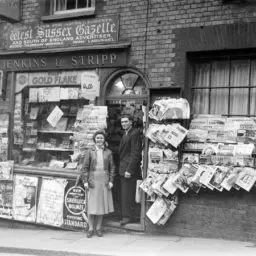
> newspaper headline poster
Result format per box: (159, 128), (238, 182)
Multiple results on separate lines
(0, 180), (13, 219)
(63, 180), (88, 230)
(13, 175), (38, 222)
(36, 178), (67, 227)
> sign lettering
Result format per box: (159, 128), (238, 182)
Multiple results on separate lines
(7, 16), (119, 50)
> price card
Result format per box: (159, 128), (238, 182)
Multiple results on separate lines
(47, 106), (64, 127)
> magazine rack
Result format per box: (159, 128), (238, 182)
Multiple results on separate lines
(142, 87), (190, 225)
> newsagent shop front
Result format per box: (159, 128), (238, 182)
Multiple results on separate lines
(0, 45), (153, 231)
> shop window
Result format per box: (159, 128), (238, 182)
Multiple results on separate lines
(191, 57), (256, 117)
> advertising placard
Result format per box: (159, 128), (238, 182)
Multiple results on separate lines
(63, 180), (88, 230)
(81, 71), (100, 100)
(13, 175), (38, 222)
(36, 178), (67, 227)
(0, 180), (13, 219)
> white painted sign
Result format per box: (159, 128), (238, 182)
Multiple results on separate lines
(81, 71), (100, 100)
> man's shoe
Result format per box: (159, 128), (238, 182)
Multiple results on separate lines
(87, 230), (94, 238)
(120, 218), (131, 226)
(95, 230), (103, 237)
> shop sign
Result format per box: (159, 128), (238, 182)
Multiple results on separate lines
(63, 180), (87, 230)
(15, 71), (97, 93)
(0, 70), (3, 97)
(0, 0), (20, 22)
(0, 180), (13, 219)
(6, 15), (119, 50)
(0, 52), (126, 71)
(81, 71), (100, 100)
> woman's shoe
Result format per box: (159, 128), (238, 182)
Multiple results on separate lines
(87, 230), (94, 238)
(95, 230), (103, 237)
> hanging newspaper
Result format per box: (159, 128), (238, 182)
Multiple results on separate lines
(13, 175), (38, 222)
(0, 180), (13, 219)
(37, 178), (67, 227)
(63, 180), (88, 230)
(0, 161), (14, 180)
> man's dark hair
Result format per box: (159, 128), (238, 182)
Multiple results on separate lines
(120, 114), (134, 122)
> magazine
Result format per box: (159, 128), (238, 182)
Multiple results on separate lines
(181, 153), (199, 164)
(157, 199), (177, 225)
(220, 167), (242, 191)
(172, 164), (198, 193)
(146, 197), (168, 224)
(208, 166), (228, 191)
(235, 167), (256, 192)
(199, 165), (216, 190)
(162, 173), (178, 194)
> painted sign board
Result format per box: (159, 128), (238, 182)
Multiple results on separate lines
(7, 15), (119, 50)
(0, 51), (127, 71)
(0, 0), (20, 22)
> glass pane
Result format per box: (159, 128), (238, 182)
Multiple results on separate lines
(230, 59), (250, 87)
(133, 77), (147, 96)
(121, 73), (138, 89)
(194, 63), (210, 88)
(106, 73), (147, 97)
(250, 88), (256, 116)
(78, 0), (89, 8)
(250, 60), (256, 87)
(67, 0), (76, 10)
(192, 89), (209, 114)
(107, 78), (125, 96)
(210, 89), (228, 115)
(211, 60), (229, 87)
(230, 88), (249, 115)
(56, 0), (66, 11)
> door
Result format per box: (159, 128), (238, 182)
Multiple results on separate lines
(103, 71), (148, 224)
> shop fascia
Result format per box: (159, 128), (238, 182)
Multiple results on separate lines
(0, 53), (118, 70)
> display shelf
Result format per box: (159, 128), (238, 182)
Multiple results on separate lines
(38, 130), (74, 134)
(37, 147), (73, 152)
(22, 148), (36, 152)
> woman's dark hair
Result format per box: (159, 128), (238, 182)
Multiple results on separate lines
(93, 130), (107, 143)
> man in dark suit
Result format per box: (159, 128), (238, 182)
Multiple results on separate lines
(119, 114), (142, 226)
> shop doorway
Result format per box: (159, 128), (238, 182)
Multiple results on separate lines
(102, 70), (148, 228)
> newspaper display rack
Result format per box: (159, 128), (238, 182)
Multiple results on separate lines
(140, 87), (190, 225)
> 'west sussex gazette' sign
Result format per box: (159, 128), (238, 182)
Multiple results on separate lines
(7, 15), (119, 50)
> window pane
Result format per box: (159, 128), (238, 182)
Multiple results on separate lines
(192, 89), (209, 114)
(107, 78), (125, 96)
(210, 89), (228, 115)
(230, 88), (249, 115)
(56, 0), (66, 11)
(230, 59), (249, 87)
(67, 0), (76, 10)
(211, 60), (229, 87)
(250, 88), (256, 116)
(78, 0), (89, 8)
(250, 60), (256, 87)
(194, 63), (210, 88)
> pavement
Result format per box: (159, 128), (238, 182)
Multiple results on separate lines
(0, 226), (255, 256)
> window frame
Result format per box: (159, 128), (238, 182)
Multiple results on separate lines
(188, 51), (256, 117)
(41, 0), (96, 22)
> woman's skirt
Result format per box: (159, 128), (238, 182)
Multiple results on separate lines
(87, 169), (114, 215)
